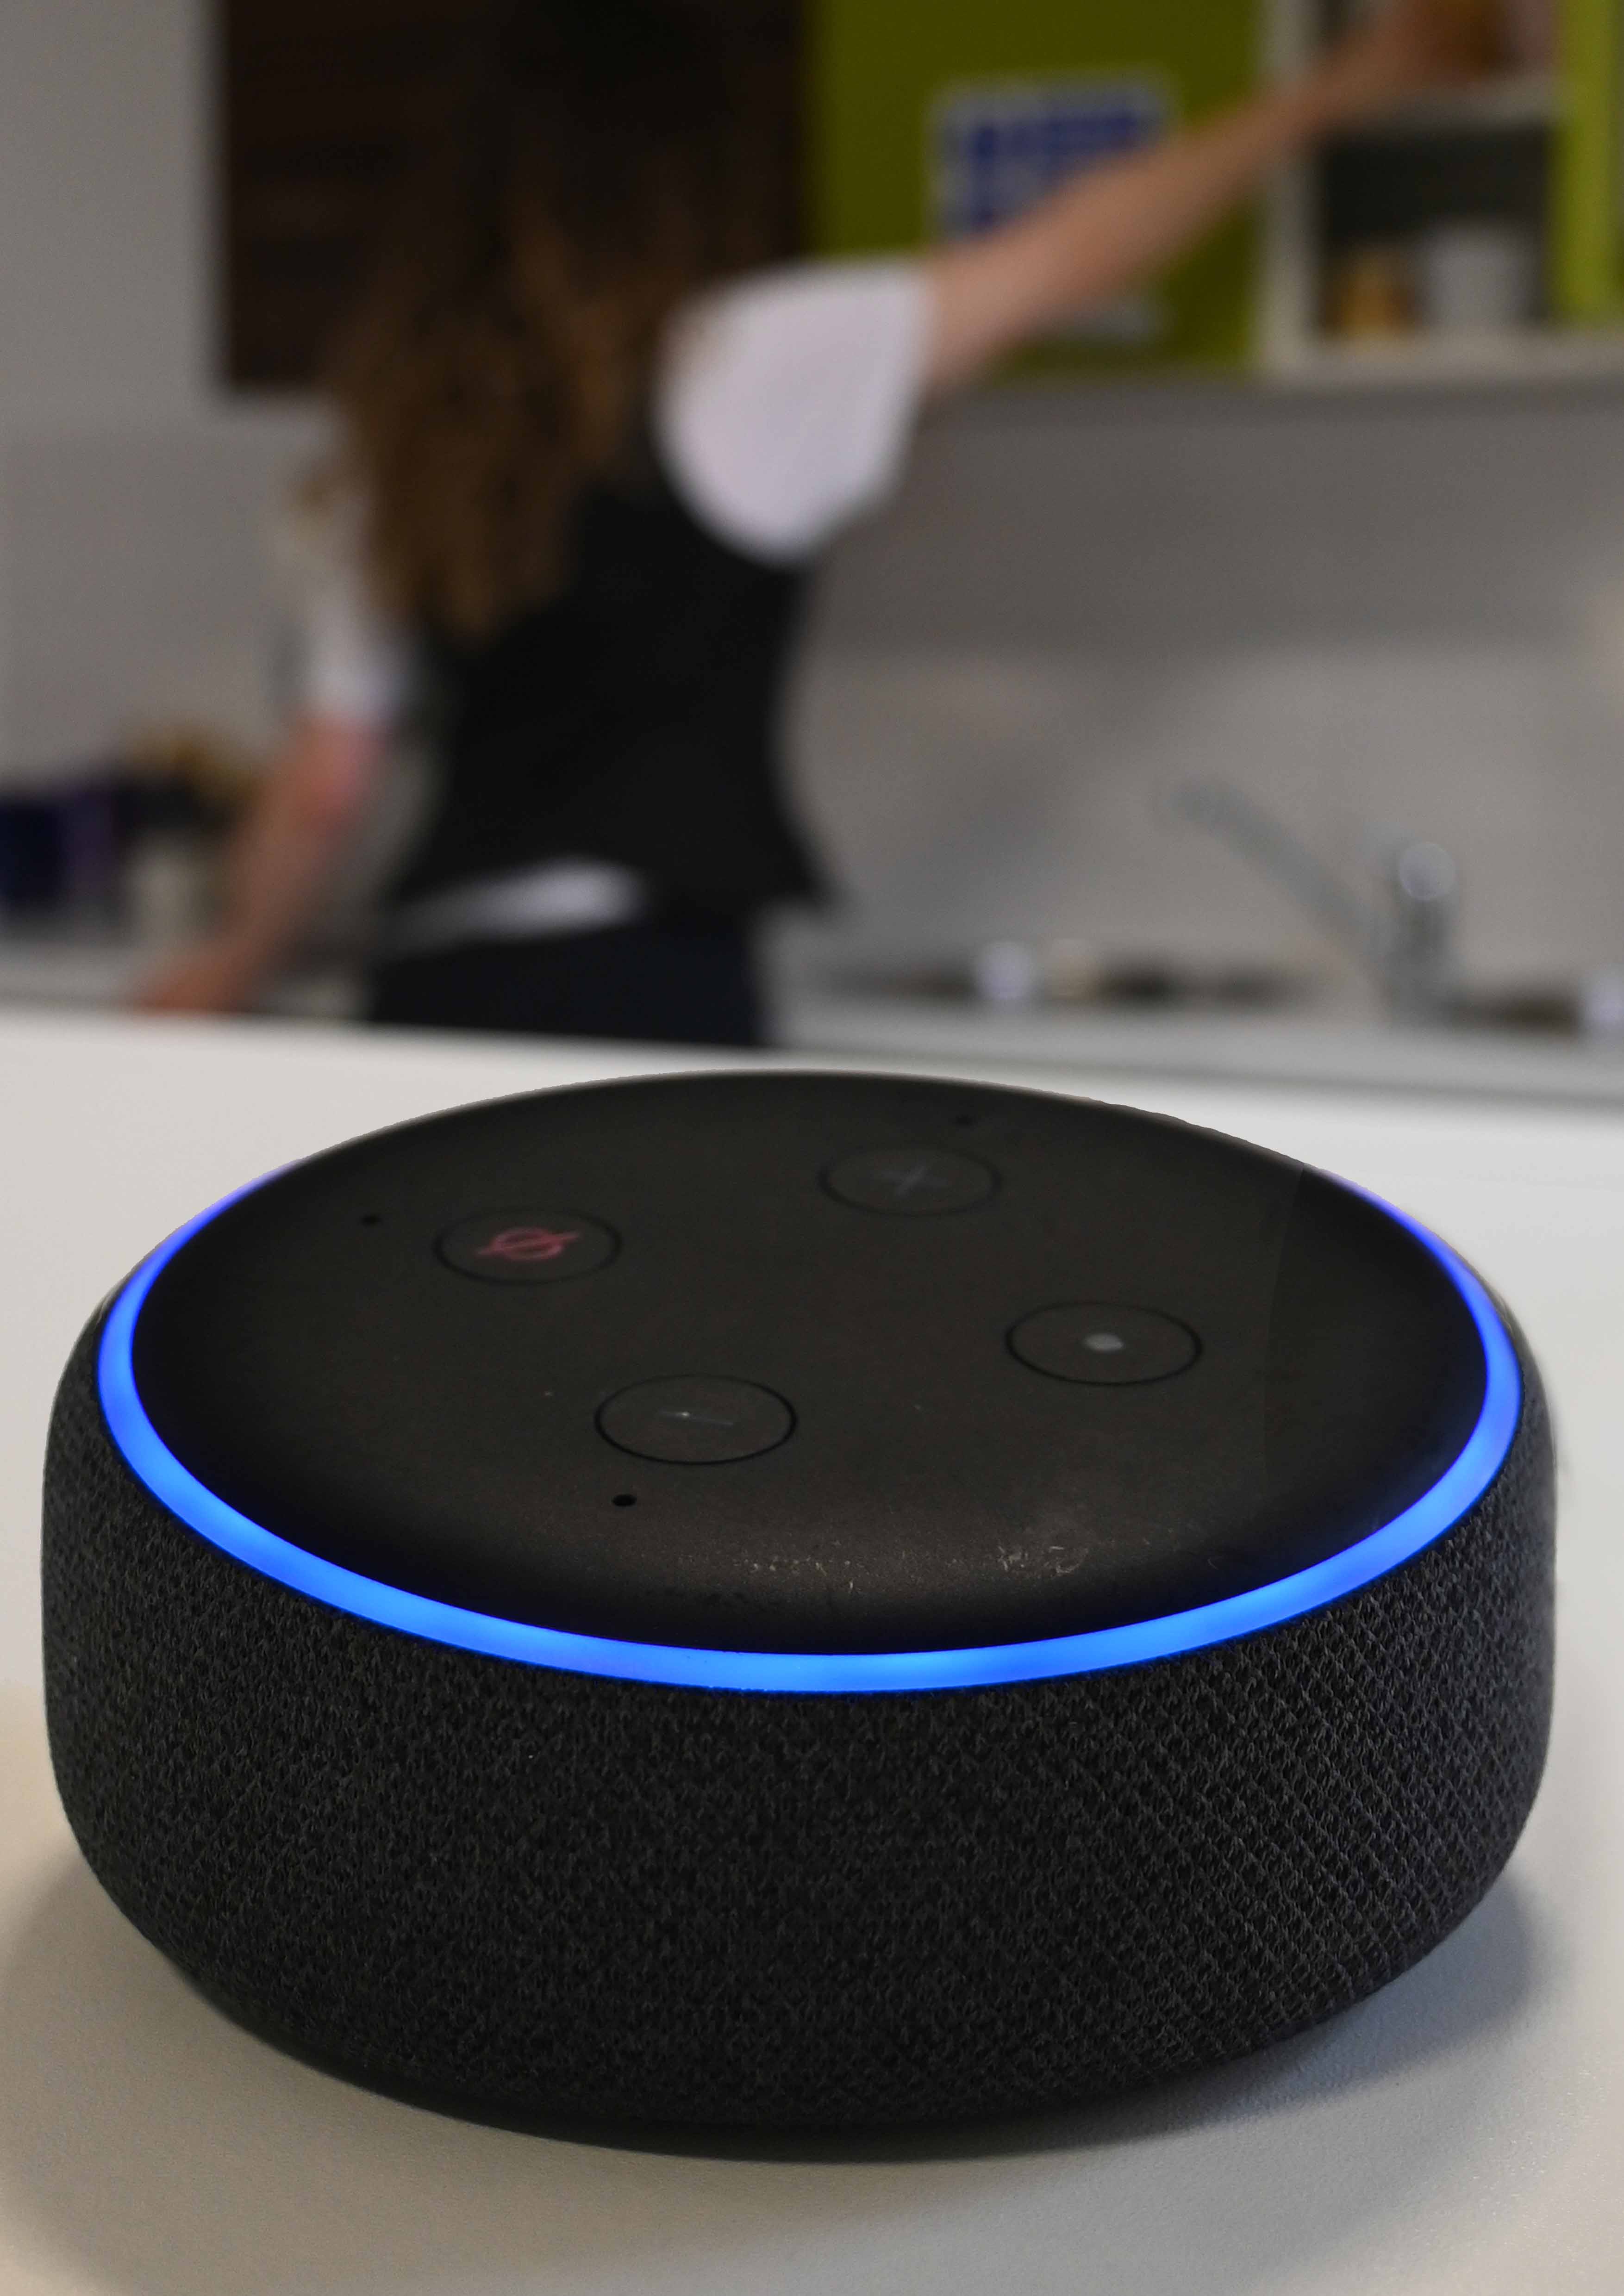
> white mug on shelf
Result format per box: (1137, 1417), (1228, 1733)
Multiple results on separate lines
(1414, 220), (1539, 334)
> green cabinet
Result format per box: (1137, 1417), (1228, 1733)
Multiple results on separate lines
(809, 0), (1267, 375)
(1553, 0), (1624, 322)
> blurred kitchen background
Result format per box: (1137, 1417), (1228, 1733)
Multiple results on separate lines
(8, 0), (1624, 1095)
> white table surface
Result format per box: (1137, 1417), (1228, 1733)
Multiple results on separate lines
(0, 1008), (1620, 2296)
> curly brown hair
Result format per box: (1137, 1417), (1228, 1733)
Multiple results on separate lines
(328, 2), (783, 641)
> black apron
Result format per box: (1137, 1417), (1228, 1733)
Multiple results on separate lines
(383, 472), (819, 921)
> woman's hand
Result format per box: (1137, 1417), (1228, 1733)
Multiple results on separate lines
(1322, 0), (1500, 118)
(135, 933), (267, 1015)
(130, 715), (383, 1019)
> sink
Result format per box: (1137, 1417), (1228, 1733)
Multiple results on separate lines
(777, 941), (1624, 1107)
(828, 943), (1624, 1042)
(834, 948), (1326, 1017)
(1445, 982), (1610, 1039)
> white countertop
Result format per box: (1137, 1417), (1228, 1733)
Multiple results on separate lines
(0, 1009), (1621, 2296)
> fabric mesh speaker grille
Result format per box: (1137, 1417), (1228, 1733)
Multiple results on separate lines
(43, 1313), (1554, 2132)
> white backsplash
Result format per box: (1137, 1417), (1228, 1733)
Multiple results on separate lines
(0, 407), (326, 773)
(786, 633), (1624, 986)
(786, 380), (1624, 986)
(5, 383), (1624, 992)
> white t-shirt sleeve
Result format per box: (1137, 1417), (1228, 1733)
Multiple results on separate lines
(654, 260), (930, 563)
(275, 489), (412, 731)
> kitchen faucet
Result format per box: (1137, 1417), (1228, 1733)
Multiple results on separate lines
(1166, 781), (1458, 1022)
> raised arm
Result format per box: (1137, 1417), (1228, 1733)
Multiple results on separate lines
(924, 0), (1483, 390)
(136, 713), (384, 1014)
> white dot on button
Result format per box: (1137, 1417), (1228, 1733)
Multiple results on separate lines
(1009, 1303), (1199, 1386)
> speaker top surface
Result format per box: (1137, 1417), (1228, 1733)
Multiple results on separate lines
(106, 1071), (1518, 1681)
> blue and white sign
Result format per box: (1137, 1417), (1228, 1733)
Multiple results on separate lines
(930, 77), (1171, 342)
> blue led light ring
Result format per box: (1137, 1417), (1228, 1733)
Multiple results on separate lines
(97, 1175), (1522, 1695)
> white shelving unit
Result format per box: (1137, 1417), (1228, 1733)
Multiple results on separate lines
(1259, 0), (1624, 386)
(1265, 318), (1624, 386)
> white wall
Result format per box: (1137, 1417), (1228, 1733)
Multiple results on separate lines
(0, 0), (316, 773)
(0, 0), (208, 427)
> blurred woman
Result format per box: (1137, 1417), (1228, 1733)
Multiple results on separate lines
(143, 0), (1477, 1045)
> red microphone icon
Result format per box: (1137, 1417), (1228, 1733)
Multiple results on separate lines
(475, 1226), (582, 1266)
(439, 1209), (616, 1283)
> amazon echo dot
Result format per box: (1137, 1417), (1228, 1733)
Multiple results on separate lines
(43, 1070), (1553, 2132)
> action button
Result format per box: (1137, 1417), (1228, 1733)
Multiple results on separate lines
(824, 1146), (996, 1216)
(437, 1210), (618, 1285)
(598, 1377), (794, 1465)
(1010, 1303), (1199, 1386)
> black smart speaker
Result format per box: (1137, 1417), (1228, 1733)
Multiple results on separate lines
(43, 1070), (1553, 2132)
